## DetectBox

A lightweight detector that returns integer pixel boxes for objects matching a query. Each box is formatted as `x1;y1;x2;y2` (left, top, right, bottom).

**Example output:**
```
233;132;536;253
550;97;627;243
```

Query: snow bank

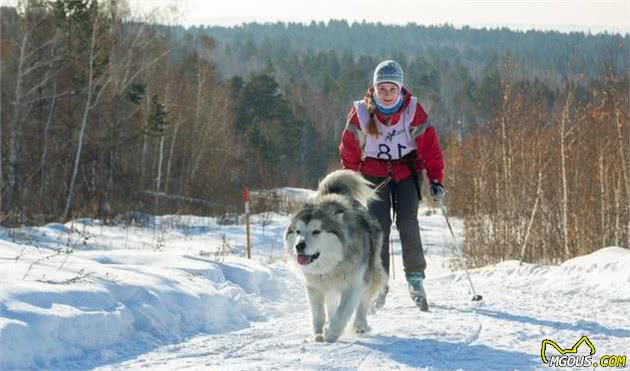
0;218;299;370
557;246;630;300
1;212;627;371
452;246;630;300
429;246;630;304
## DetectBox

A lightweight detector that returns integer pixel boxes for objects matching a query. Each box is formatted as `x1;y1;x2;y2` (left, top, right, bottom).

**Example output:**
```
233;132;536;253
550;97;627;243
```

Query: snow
273;187;317;202
1;211;628;370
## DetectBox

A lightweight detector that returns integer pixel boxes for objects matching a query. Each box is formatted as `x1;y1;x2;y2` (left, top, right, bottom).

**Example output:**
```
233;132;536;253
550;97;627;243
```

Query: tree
3;0;61;219
61;0;113;221
144;94;168;212
233;73;303;186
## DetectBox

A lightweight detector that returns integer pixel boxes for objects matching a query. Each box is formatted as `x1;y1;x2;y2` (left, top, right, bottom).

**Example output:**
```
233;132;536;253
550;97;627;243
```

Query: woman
339;60;446;312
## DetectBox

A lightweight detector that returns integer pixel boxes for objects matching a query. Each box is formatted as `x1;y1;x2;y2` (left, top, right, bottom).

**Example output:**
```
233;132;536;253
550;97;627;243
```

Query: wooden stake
246;214;251;259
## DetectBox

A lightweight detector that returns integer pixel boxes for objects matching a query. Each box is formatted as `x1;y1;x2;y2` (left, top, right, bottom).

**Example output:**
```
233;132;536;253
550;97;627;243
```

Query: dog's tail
317;170;377;207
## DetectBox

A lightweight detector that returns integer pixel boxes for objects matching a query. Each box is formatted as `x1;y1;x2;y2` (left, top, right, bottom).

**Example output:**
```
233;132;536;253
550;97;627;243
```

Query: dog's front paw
323;325;341;343
305;333;324;342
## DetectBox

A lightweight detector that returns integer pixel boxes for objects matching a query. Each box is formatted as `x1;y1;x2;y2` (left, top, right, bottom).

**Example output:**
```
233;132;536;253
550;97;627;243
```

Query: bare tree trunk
6;35;29;213
520;170;543;263
154;135;165;213
559;90;573;258
106;103;118;207
499;117;512;255
39;83;57;203
614;110;630;246
479;137;487;214
165;112;181;195
140;89;150;190
598;147;607;247
614;179;622;245
107;139;114;204
187;70;204;189
194;93;234;197
499;85;514;256
140;134;148;189
154;84;169;213
7;26;61;216
63;18;102;221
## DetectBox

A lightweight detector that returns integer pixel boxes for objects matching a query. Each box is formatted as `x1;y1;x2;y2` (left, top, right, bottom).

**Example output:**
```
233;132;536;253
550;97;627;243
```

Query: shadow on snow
355;335;538;370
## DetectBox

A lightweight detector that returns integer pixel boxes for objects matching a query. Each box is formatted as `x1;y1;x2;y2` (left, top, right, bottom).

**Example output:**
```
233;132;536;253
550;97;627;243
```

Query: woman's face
376;83;400;106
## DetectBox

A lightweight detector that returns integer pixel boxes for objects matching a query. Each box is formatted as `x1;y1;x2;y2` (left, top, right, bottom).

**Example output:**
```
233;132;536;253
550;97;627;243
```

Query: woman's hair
364;88;379;137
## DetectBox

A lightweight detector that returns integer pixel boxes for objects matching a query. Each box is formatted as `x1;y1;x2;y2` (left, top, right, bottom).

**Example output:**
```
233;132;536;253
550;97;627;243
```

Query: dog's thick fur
284;170;388;342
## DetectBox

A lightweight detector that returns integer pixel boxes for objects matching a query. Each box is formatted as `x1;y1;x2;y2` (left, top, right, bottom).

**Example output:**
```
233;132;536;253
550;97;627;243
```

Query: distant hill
179;21;628;84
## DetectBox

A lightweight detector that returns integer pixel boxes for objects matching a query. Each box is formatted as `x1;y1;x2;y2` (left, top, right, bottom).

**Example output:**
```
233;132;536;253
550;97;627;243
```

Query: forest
1;0;628;263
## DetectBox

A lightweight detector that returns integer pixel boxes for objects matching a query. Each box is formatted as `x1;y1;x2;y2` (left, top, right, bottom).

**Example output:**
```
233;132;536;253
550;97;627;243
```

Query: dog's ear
285;225;295;240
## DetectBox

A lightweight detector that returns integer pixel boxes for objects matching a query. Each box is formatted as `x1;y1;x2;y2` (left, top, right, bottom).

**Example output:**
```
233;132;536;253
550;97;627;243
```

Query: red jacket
339;87;444;183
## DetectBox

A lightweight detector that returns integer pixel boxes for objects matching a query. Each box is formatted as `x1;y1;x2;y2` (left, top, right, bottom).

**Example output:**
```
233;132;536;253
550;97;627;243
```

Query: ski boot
407;273;429;312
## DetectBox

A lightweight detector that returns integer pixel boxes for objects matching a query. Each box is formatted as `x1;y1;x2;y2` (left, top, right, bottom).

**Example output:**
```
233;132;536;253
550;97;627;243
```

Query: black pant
366;175;427;280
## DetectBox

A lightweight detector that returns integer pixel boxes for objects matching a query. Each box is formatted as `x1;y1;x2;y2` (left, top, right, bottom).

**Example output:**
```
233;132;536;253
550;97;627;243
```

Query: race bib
354;97;418;160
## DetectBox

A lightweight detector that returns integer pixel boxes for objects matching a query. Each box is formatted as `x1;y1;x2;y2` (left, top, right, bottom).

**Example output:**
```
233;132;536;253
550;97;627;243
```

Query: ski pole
437;200;483;302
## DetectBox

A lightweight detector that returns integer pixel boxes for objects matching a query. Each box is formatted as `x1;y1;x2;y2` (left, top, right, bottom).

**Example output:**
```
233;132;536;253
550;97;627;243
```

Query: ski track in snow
1;209;628;370
91;215;629;371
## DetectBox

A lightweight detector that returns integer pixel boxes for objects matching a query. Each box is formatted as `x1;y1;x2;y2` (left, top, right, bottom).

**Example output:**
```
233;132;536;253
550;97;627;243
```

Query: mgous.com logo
541;335;627;368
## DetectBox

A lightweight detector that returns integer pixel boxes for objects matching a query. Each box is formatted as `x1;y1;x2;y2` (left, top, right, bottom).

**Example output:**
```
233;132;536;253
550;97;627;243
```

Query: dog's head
284;206;346;275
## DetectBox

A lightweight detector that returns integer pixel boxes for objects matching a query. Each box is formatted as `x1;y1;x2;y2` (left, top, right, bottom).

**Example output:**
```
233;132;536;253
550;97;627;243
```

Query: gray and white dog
284;170;388;343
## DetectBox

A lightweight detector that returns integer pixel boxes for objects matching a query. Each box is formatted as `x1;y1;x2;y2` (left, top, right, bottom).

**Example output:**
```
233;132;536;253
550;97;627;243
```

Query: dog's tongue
297;255;312;265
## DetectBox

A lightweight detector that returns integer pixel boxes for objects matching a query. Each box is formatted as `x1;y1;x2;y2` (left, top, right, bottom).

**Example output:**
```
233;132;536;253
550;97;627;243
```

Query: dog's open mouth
297;253;320;265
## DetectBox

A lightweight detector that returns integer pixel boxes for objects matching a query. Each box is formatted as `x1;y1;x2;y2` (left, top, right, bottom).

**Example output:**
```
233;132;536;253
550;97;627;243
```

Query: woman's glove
430;180;446;203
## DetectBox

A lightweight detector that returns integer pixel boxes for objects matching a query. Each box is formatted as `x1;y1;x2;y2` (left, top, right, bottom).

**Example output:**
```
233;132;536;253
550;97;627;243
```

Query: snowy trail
92;275;520;371
2;211;628;370
90;217;630;371
93;270;628;371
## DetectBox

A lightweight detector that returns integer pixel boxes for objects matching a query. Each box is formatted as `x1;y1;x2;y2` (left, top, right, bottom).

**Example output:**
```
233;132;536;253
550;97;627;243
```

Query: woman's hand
430;180;446;203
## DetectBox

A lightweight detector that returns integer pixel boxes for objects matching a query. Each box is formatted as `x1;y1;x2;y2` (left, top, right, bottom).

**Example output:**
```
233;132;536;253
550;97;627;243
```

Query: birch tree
559;89;574;258
5;1;60;215
62;12;111;220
